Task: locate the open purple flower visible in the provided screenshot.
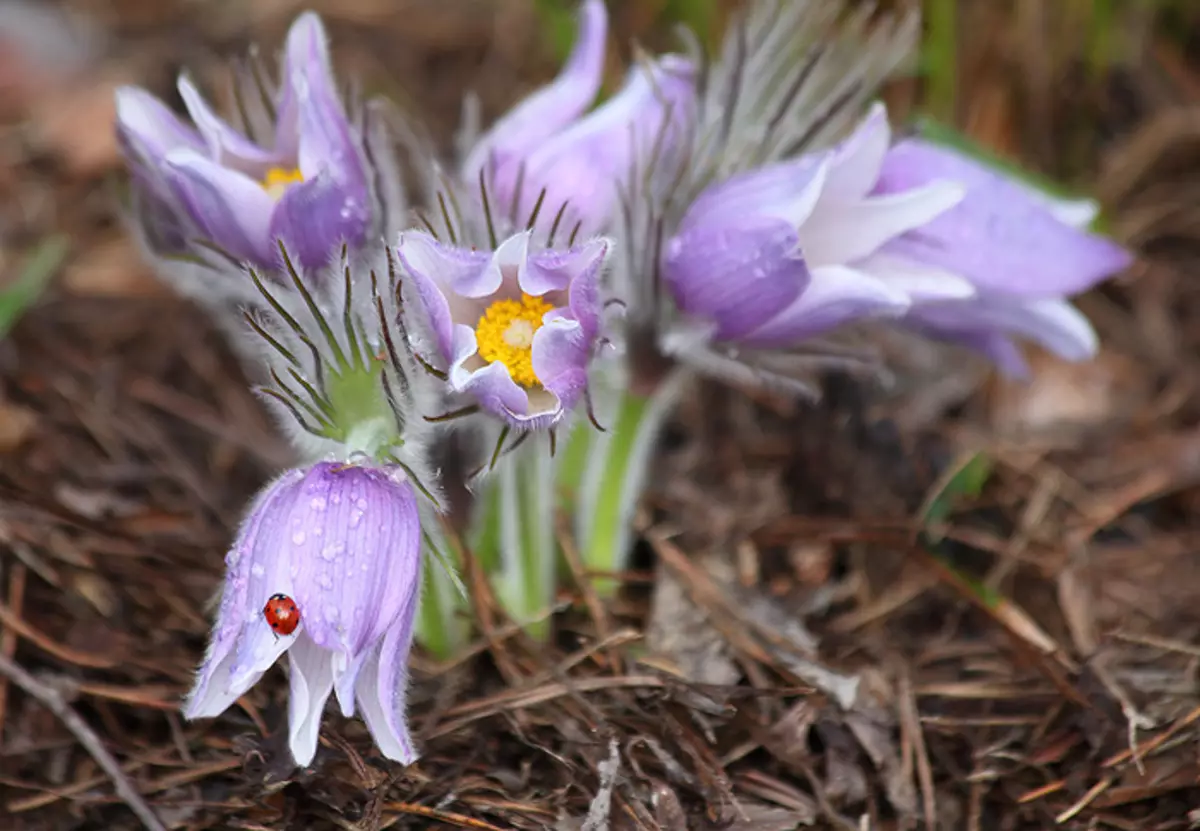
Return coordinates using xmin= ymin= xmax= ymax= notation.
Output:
xmin=463 ymin=0 xmax=694 ymax=238
xmin=116 ymin=12 xmax=371 ymax=270
xmin=184 ymin=461 xmax=422 ymax=768
xmin=661 ymin=102 xmax=1132 ymax=373
xmin=398 ymin=229 xmax=609 ymax=430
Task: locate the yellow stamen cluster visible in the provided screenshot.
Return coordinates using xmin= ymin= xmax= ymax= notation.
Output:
xmin=475 ymin=293 xmax=554 ymax=388
xmin=262 ymin=167 xmax=305 ymax=200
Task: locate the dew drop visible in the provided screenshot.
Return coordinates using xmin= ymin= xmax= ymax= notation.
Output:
xmin=251 ymin=564 xmax=266 ymax=577
xmin=317 ymin=573 xmax=334 ymax=590
xmin=292 ymin=530 xmax=307 ymax=545
xmin=330 ymin=492 xmax=342 ymax=505
xmin=349 ymin=511 xmax=363 ymax=529
xmin=310 ymin=496 xmax=327 ymax=510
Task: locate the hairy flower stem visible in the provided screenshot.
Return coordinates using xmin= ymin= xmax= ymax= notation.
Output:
xmin=486 ymin=440 xmax=557 ymax=640
xmin=571 ymin=368 xmax=689 ymax=597
xmin=413 ymin=515 xmax=469 ymax=660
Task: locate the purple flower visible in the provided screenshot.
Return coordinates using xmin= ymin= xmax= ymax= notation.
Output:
xmin=661 ymin=102 xmax=1132 ymax=374
xmin=463 ymin=0 xmax=695 ymax=238
xmin=116 ymin=12 xmax=371 ymax=270
xmin=398 ymin=229 xmax=609 ymax=430
xmin=184 ymin=462 xmax=423 ymax=767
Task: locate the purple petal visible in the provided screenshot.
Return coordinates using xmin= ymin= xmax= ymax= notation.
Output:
xmin=397 ymin=231 xmax=499 ymax=300
xmin=114 ymin=86 xmax=203 ymax=161
xmin=854 ymin=252 xmax=976 ymax=302
xmin=822 ymin=101 xmax=891 ymax=203
xmin=449 ymin=335 xmax=533 ymax=419
xmin=162 ymin=148 xmax=276 ymax=264
xmin=663 ymin=216 xmax=810 ymax=341
xmin=875 ymin=140 xmax=1133 ymax=297
xmin=286 ymin=464 xmax=422 ymax=658
xmin=742 ymin=264 xmax=911 ymax=346
xmin=276 ymin=12 xmax=334 ymax=161
xmin=184 ymin=468 xmax=306 ymax=720
xmin=523 ymin=238 xmax=609 ymax=335
xmin=531 ymin=317 xmax=590 ymax=413
xmin=178 ymin=75 xmax=279 ymax=172
xmin=799 ymin=181 xmax=965 ymax=267
xmin=680 ymin=153 xmax=828 ymax=234
xmin=463 ymin=0 xmax=608 ymax=180
xmin=355 ymin=590 xmax=420 ymax=764
xmin=287 ymin=635 xmax=337 ymax=767
xmin=269 ymin=171 xmax=370 ymax=269
xmin=291 ymin=29 xmax=366 ymax=192
xmin=512 ymin=55 xmax=696 ymax=234
xmin=907 ymin=296 xmax=1098 ymax=366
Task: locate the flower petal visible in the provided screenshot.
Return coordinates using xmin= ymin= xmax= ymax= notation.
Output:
xmin=286 ymin=634 xmax=337 ymax=767
xmin=276 ymin=11 xmax=335 ymax=162
xmin=269 ymin=171 xmax=370 ymax=270
xmin=450 ymin=338 xmax=533 ymax=421
xmin=798 ymin=181 xmax=965 ymax=267
xmin=287 ymin=464 xmax=422 ymax=658
xmin=355 ymin=591 xmax=420 ymax=764
xmin=679 ymin=153 xmax=829 ymax=234
xmin=875 ymin=139 xmax=1133 ymax=296
xmin=523 ymin=238 xmax=609 ymax=335
xmin=908 ymin=296 xmax=1098 ymax=365
xmin=664 ymin=216 xmax=810 ymax=341
xmin=397 ymin=230 xmax=498 ymax=301
xmin=184 ymin=469 xmax=306 ymax=720
xmin=178 ymin=75 xmax=278 ymax=172
xmin=853 ymin=252 xmax=976 ymax=303
xmin=510 ymin=55 xmax=696 ymax=234
xmin=531 ymin=316 xmax=590 ymax=414
xmin=822 ymin=101 xmax=891 ymax=204
xmin=462 ymin=0 xmax=608 ymax=180
xmin=115 ymin=86 xmax=203 ymax=161
xmin=742 ymin=264 xmax=911 ymax=346
xmin=162 ymin=148 xmax=276 ymax=264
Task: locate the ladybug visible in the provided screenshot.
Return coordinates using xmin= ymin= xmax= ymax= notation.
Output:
xmin=263 ymin=593 xmax=300 ymax=636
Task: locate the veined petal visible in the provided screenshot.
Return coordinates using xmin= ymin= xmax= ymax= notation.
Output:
xmin=798 ymin=180 xmax=966 ymax=267
xmin=269 ymin=171 xmax=370 ymax=270
xmin=876 ymin=139 xmax=1133 ymax=297
xmin=355 ymin=591 xmax=420 ymax=764
xmin=742 ymin=264 xmax=911 ymax=346
xmin=910 ymin=295 xmax=1099 ymax=364
xmin=287 ymin=464 xmax=423 ymax=658
xmin=523 ymin=238 xmax=608 ymax=336
xmin=822 ymin=101 xmax=891 ymax=204
xmin=286 ymin=635 xmax=338 ymax=767
xmin=680 ymin=153 xmax=829 ymax=234
xmin=397 ymin=230 xmax=501 ymax=301
xmin=162 ymin=148 xmax=276 ymax=264
xmin=178 ymin=75 xmax=278 ymax=172
xmin=462 ymin=0 xmax=608 ymax=179
xmin=277 ymin=11 xmax=334 ymax=162
xmin=531 ymin=316 xmax=590 ymax=413
xmin=511 ymin=55 xmax=696 ymax=232
xmin=450 ymin=340 xmax=533 ymax=421
xmin=114 ymin=86 xmax=203 ymax=161
xmin=664 ymin=216 xmax=810 ymax=341
xmin=855 ymin=252 xmax=976 ymax=302
xmin=184 ymin=468 xmax=306 ymax=720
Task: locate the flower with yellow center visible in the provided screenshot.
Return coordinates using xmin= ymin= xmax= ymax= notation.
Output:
xmin=475 ymin=294 xmax=553 ymax=388
xmin=262 ymin=167 xmax=305 ymax=200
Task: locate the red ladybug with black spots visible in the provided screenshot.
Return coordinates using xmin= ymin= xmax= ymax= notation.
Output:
xmin=263 ymin=593 xmax=300 ymax=636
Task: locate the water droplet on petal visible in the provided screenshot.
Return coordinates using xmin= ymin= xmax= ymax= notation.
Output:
xmin=310 ymin=496 xmax=327 ymax=509
xmin=292 ymin=530 xmax=307 ymax=545
xmin=251 ymin=564 xmax=266 ymax=577
xmin=317 ymin=573 xmax=334 ymax=590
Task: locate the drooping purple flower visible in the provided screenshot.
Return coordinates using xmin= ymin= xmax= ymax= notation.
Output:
xmin=185 ymin=461 xmax=423 ymax=768
xmin=462 ymin=0 xmax=695 ymax=239
xmin=660 ymin=102 xmax=1132 ymax=374
xmin=116 ymin=12 xmax=372 ymax=270
xmin=397 ymin=229 xmax=609 ymax=431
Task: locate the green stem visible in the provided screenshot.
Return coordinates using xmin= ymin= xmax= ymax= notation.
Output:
xmin=413 ymin=507 xmax=469 ymax=659
xmin=491 ymin=439 xmax=557 ymax=640
xmin=577 ymin=370 xmax=688 ymax=596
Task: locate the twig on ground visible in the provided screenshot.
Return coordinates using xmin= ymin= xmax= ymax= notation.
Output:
xmin=0 ymin=652 xmax=167 ymax=831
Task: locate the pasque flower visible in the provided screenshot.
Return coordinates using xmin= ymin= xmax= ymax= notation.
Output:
xmin=661 ymin=102 xmax=1132 ymax=372
xmin=185 ymin=462 xmax=423 ymax=767
xmin=398 ymin=229 xmax=610 ymax=431
xmin=462 ymin=0 xmax=694 ymax=238
xmin=116 ymin=12 xmax=372 ymax=270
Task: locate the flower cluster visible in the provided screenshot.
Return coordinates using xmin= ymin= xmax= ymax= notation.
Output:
xmin=116 ymin=0 xmax=1133 ymax=772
